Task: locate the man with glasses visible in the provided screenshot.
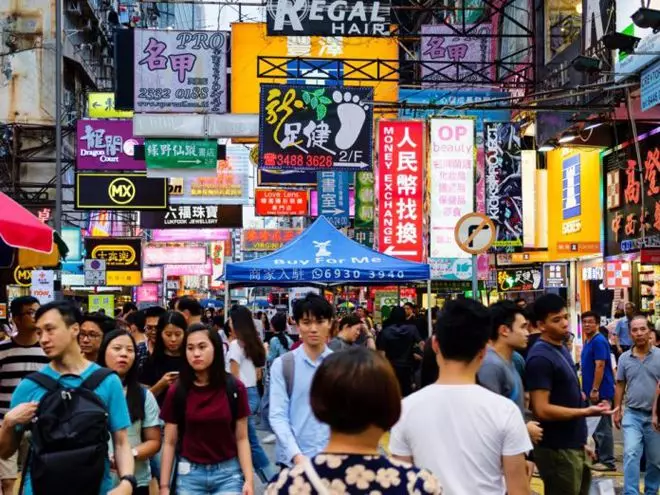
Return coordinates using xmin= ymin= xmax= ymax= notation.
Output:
xmin=0 ymin=296 xmax=49 ymax=495
xmin=79 ymin=313 xmax=114 ymax=362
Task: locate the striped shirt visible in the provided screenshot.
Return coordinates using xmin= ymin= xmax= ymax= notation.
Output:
xmin=0 ymin=339 xmax=49 ymax=417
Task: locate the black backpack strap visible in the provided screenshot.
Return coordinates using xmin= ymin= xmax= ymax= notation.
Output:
xmin=225 ymin=374 xmax=239 ymax=431
xmin=81 ymin=368 xmax=115 ymax=391
xmin=25 ymin=372 xmax=59 ymax=392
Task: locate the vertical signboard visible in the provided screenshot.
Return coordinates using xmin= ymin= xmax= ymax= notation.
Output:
xmin=429 ymin=119 xmax=475 ymax=262
xmin=133 ymin=30 xmax=228 ymax=113
xmin=485 ymin=122 xmax=524 ymax=252
xmin=210 ymin=242 xmax=224 ymax=289
xmin=355 ymin=172 xmax=375 ymax=247
xmin=30 ymin=270 xmax=55 ymax=304
xmin=317 ymin=171 xmax=350 ymax=228
xmin=378 ymin=121 xmax=424 ymax=261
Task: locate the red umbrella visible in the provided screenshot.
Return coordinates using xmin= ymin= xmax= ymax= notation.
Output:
xmin=0 ymin=192 xmax=54 ymax=253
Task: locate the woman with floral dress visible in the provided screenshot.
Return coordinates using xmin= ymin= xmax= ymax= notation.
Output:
xmin=267 ymin=347 xmax=443 ymax=494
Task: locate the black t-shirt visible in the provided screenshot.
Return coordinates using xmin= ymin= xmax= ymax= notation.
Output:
xmin=526 ymin=340 xmax=587 ymax=449
xmin=519 ymin=332 xmax=542 ymax=359
xmin=139 ymin=354 xmax=184 ymax=404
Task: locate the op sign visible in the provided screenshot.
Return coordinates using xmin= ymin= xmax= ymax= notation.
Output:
xmin=259 ymin=84 xmax=373 ymax=171
xmin=134 ymin=30 xmax=228 ymax=113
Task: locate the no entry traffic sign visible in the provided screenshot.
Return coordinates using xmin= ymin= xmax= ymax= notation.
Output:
xmin=454 ymin=212 xmax=496 ymax=255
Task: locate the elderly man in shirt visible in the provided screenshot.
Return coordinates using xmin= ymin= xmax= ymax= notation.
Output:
xmin=615 ymin=302 xmax=636 ymax=355
xmin=614 ymin=315 xmax=660 ymax=495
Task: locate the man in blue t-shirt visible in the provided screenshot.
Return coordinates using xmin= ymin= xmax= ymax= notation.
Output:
xmin=580 ymin=310 xmax=616 ymax=471
xmin=526 ymin=295 xmax=616 ymax=495
xmin=0 ymin=301 xmax=135 ymax=495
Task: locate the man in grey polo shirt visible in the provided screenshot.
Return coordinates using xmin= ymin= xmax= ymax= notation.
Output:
xmin=614 ymin=314 xmax=660 ymax=495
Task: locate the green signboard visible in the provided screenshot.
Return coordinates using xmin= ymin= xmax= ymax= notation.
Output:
xmin=145 ymin=139 xmax=217 ymax=169
xmin=355 ymin=172 xmax=374 ymax=229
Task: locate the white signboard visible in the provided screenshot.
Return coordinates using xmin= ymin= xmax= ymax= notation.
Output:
xmin=430 ymin=118 xmax=475 ymax=259
xmin=84 ymin=259 xmax=107 ymax=286
xmin=134 ymin=30 xmax=228 ymax=113
xmin=30 ymin=270 xmax=55 ymax=304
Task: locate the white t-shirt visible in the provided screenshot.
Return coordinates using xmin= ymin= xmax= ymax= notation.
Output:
xmin=389 ymin=384 xmax=532 ymax=495
xmin=227 ymin=340 xmax=258 ymax=387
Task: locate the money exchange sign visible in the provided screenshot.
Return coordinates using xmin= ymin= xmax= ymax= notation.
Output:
xmin=259 ymin=84 xmax=373 ymax=171
xmin=134 ymin=30 xmax=228 ymax=113
xmin=377 ymin=121 xmax=424 ymax=262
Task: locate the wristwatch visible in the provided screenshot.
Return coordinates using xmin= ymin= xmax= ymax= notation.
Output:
xmin=120 ymin=474 xmax=137 ymax=492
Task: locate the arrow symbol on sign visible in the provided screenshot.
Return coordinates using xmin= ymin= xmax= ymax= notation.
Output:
xmin=321 ymin=208 xmax=345 ymax=215
xmin=384 ymin=246 xmax=418 ymax=256
xmin=178 ymin=159 xmax=202 ymax=164
xmin=339 ymin=162 xmax=370 ymax=169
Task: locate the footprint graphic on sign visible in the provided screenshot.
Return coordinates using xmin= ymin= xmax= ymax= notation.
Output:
xmin=332 ymin=90 xmax=369 ymax=150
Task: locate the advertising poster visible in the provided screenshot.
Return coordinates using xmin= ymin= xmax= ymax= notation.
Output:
xmin=133 ymin=29 xmax=228 ymax=113
xmin=485 ymin=122 xmax=524 ymax=252
xmin=84 ymin=237 xmax=143 ymax=286
xmin=429 ymin=118 xmax=475 ymax=261
xmin=136 ymin=284 xmax=159 ymax=303
xmin=140 ymin=205 xmax=243 ymax=229
xmin=255 ymin=189 xmax=309 ymax=216
xmin=377 ymin=121 xmax=424 ymax=262
xmin=76 ymin=173 xmax=167 ymax=210
xmin=30 ymin=270 xmax=54 ymax=304
xmin=210 ymin=242 xmax=225 ymax=289
xmin=144 ymin=247 xmax=206 ymax=265
xmin=142 ymin=266 xmax=163 ymax=282
xmin=259 ymin=83 xmax=373 ymax=171
xmin=89 ymin=295 xmax=115 ymax=314
xmin=76 ymin=120 xmax=143 ymax=171
xmin=150 ymin=229 xmax=232 ymax=242
xmin=497 ymin=266 xmax=543 ymax=292
xmin=317 ymin=171 xmax=350 ymax=228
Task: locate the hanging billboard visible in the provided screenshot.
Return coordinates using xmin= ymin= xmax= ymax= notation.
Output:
xmin=140 ymin=205 xmax=243 ymax=229
xmin=255 ymin=189 xmax=309 ymax=216
xmin=484 ymin=122 xmax=524 ymax=252
xmin=76 ymin=173 xmax=167 ymax=210
xmin=133 ymin=29 xmax=228 ymax=113
xmin=377 ymin=121 xmax=425 ymax=262
xmin=76 ymin=120 xmax=143 ymax=171
xmin=317 ymin=171 xmax=350 ymax=228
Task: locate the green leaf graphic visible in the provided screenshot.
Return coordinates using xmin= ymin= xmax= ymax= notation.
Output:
xmin=302 ymin=92 xmax=311 ymax=105
xmin=319 ymin=96 xmax=331 ymax=105
xmin=317 ymin=104 xmax=327 ymax=120
xmin=311 ymin=97 xmax=319 ymax=109
xmin=313 ymin=88 xmax=325 ymax=97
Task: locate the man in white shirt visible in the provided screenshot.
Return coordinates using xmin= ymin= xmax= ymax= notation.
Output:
xmin=390 ymin=298 xmax=532 ymax=495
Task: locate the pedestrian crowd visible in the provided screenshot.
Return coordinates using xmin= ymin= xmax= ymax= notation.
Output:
xmin=0 ymin=292 xmax=657 ymax=495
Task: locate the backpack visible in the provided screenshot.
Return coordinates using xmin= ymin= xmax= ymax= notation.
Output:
xmin=282 ymin=352 xmax=295 ymax=398
xmin=21 ymin=368 xmax=114 ymax=495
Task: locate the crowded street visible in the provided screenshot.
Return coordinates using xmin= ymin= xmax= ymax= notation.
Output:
xmin=1 ymin=0 xmax=660 ymax=493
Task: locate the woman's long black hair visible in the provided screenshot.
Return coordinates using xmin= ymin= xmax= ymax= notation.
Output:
xmin=229 ymin=306 xmax=266 ymax=367
xmin=152 ymin=310 xmax=187 ymax=362
xmin=270 ymin=312 xmax=290 ymax=351
xmin=98 ymin=329 xmax=145 ymax=422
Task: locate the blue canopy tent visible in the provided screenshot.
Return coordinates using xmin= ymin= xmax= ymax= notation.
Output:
xmin=224 ymin=216 xmax=432 ymax=331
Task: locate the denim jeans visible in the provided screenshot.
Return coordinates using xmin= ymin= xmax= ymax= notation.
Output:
xmin=176 ymin=457 xmax=243 ymax=495
xmin=594 ymin=414 xmax=616 ymax=466
xmin=246 ymin=386 xmax=278 ymax=483
xmin=622 ymin=408 xmax=660 ymax=495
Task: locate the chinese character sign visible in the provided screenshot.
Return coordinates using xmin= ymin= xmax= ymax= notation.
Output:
xmin=497 ymin=267 xmax=543 ymax=292
xmin=562 ymin=155 xmax=581 ymax=220
xmin=317 ymin=171 xmax=350 ymax=228
xmin=485 ymin=122 xmax=524 ymax=252
xmin=421 ymin=24 xmax=496 ymax=88
xmin=429 ymin=119 xmax=475 ymax=259
xmin=355 ymin=172 xmax=375 ymax=230
xmin=243 ymin=229 xmax=302 ymax=251
xmin=76 ymin=120 xmax=143 ymax=170
xmin=259 ymin=84 xmax=373 ymax=171
xmin=134 ymin=30 xmax=228 ymax=113
xmin=255 ymin=189 xmax=309 ymax=216
xmin=378 ymin=121 xmax=424 ymax=262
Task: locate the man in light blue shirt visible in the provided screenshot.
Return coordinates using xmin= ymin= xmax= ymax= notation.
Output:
xmin=269 ymin=293 xmax=334 ymax=467
xmin=615 ymin=302 xmax=636 ymax=352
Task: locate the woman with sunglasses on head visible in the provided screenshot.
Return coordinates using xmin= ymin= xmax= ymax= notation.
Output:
xmin=160 ymin=323 xmax=254 ymax=495
xmin=228 ymin=306 xmax=277 ymax=483
xmin=98 ymin=330 xmax=162 ymax=495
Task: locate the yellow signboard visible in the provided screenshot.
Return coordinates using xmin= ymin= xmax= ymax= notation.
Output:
xmin=88 ymin=294 xmax=115 ymax=315
xmin=106 ymin=271 xmax=142 ymax=286
xmin=231 ymin=23 xmax=398 ymax=115
xmin=511 ymin=251 xmax=550 ymax=264
xmin=87 ymin=93 xmax=133 ymax=119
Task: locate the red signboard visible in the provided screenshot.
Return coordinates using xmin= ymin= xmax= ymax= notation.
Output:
xmin=605 ymin=260 xmax=632 ymax=288
xmin=377 ymin=121 xmax=424 ymax=262
xmin=243 ymin=229 xmax=302 ymax=251
xmin=255 ymin=189 xmax=308 ymax=216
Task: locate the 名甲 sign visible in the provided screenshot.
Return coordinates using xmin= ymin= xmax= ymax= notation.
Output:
xmin=317 ymin=171 xmax=350 ymax=228
xmin=76 ymin=173 xmax=167 ymax=210
xmin=266 ymin=0 xmax=391 ymax=36
xmin=378 ymin=120 xmax=424 ymax=262
xmin=145 ymin=139 xmax=218 ymax=170
xmin=77 ymin=120 xmax=143 ymax=171
xmin=134 ymin=30 xmax=228 ymax=113
xmin=259 ymin=84 xmax=373 ymax=171
xmin=140 ymin=205 xmax=243 ymax=229
xmin=454 ymin=212 xmax=496 ymax=255
xmin=255 ymin=189 xmax=309 ymax=216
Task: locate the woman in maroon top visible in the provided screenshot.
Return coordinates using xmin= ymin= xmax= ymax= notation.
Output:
xmin=159 ymin=324 xmax=254 ymax=495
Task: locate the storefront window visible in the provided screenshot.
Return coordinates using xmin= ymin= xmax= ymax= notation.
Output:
xmin=545 ymin=0 xmax=582 ymax=61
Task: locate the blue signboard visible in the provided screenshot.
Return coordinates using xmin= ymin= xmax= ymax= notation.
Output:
xmin=642 ymin=59 xmax=660 ymax=112
xmin=318 ymin=171 xmax=350 ymax=228
xmin=562 ymin=155 xmax=581 ymax=220
xmin=287 ymin=60 xmax=343 ymax=86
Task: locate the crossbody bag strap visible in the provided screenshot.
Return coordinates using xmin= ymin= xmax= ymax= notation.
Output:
xmin=302 ymin=458 xmax=330 ymax=495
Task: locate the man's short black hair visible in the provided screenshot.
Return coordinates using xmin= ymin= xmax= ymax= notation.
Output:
xmin=126 ymin=310 xmax=145 ymax=331
xmin=404 ymin=302 xmax=415 ymax=309
xmin=339 ymin=314 xmax=362 ymax=330
xmin=293 ymin=293 xmax=334 ymax=323
xmin=81 ymin=313 xmax=116 ymax=334
xmin=581 ymin=311 xmax=600 ymax=323
xmin=176 ymin=296 xmax=202 ymax=316
xmin=489 ymin=301 xmax=525 ymax=341
xmin=122 ymin=302 xmax=137 ymax=314
xmin=533 ymin=294 xmax=567 ymax=324
xmin=144 ymin=305 xmax=167 ymax=319
xmin=10 ymin=296 xmax=39 ymax=319
xmin=434 ymin=299 xmax=490 ymax=364
xmin=35 ymin=301 xmax=83 ymax=327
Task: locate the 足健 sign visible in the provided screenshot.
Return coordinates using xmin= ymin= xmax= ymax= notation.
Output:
xmin=255 ymin=189 xmax=309 ymax=216
xmin=317 ymin=171 xmax=350 ymax=228
xmin=454 ymin=212 xmax=496 ymax=255
xmin=496 ymin=267 xmax=543 ymax=292
xmin=378 ymin=120 xmax=424 ymax=261
xmin=145 ymin=139 xmax=218 ymax=172
xmin=266 ymin=0 xmax=391 ymax=36
xmin=134 ymin=30 xmax=228 ymax=113
xmin=259 ymin=84 xmax=373 ymax=171
xmin=76 ymin=173 xmax=167 ymax=210
xmin=140 ymin=205 xmax=243 ymax=229
xmin=77 ymin=120 xmax=143 ymax=171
